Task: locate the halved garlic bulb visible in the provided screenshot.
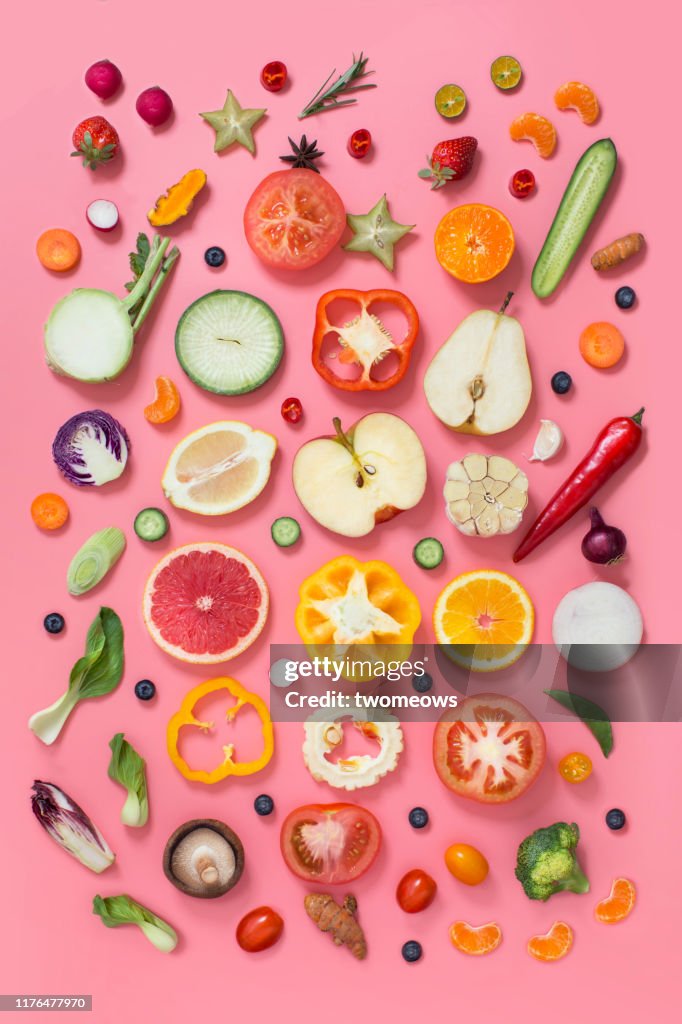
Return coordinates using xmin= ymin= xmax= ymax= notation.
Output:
xmin=444 ymin=454 xmax=529 ymax=537
xmin=528 ymin=420 xmax=564 ymax=463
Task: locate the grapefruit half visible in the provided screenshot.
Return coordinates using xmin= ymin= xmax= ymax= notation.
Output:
xmin=143 ymin=542 xmax=268 ymax=663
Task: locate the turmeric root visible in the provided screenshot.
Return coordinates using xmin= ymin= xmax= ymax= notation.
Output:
xmin=304 ymin=893 xmax=367 ymax=960
xmin=591 ymin=232 xmax=645 ymax=271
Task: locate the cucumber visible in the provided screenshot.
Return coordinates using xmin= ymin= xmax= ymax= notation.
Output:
xmin=413 ymin=537 xmax=444 ymax=570
xmin=134 ymin=507 xmax=169 ymax=542
xmin=532 ymin=139 xmax=617 ymax=298
xmin=175 ymin=289 xmax=284 ymax=395
xmin=271 ymin=516 xmax=301 ymax=547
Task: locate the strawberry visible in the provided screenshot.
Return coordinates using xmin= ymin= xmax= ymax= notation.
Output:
xmin=71 ymin=116 xmax=120 ymax=170
xmin=419 ymin=136 xmax=478 ymax=189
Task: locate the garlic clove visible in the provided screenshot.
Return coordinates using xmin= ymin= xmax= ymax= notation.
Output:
xmin=528 ymin=419 xmax=564 ymax=463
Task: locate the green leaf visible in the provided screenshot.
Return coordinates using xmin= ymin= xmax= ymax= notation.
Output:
xmin=108 ymin=734 xmax=148 ymax=827
xmin=93 ymin=894 xmax=177 ymax=953
xmin=544 ymin=689 xmax=614 ymax=757
xmin=69 ymin=607 xmax=124 ymax=701
xmin=125 ymin=234 xmax=151 ymax=292
xmin=417 ymin=169 xmax=433 ymax=179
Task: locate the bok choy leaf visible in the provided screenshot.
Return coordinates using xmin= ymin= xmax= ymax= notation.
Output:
xmin=107 ymin=733 xmax=149 ymax=827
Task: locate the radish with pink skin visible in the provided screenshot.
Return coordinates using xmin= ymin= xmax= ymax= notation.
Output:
xmin=136 ymin=87 xmax=173 ymax=127
xmin=84 ymin=60 xmax=122 ymax=100
xmin=86 ymin=200 xmax=119 ymax=232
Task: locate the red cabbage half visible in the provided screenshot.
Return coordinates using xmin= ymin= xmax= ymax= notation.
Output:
xmin=52 ymin=409 xmax=130 ymax=487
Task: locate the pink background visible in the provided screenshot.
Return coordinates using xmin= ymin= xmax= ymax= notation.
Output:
xmin=1 ymin=0 xmax=679 ymax=1019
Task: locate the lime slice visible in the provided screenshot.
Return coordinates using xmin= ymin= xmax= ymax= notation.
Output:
xmin=435 ymin=84 xmax=467 ymax=118
xmin=490 ymin=56 xmax=522 ymax=90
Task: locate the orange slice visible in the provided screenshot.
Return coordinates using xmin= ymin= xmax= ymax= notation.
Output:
xmin=144 ymin=376 xmax=181 ymax=424
xmin=595 ymin=878 xmax=636 ymax=923
xmin=434 ymin=204 xmax=515 ymax=284
xmin=509 ymin=113 xmax=557 ymax=158
xmin=555 ymin=82 xmax=600 ymax=124
xmin=433 ymin=569 xmax=534 ymax=671
xmin=527 ymin=921 xmax=573 ymax=961
xmin=449 ymin=920 xmax=502 ymax=955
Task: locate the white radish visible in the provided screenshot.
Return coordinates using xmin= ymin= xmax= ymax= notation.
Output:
xmin=552 ymin=581 xmax=643 ymax=672
xmin=86 ymin=199 xmax=120 ymax=232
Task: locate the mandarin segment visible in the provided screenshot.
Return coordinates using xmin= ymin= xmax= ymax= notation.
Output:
xmin=555 ymin=82 xmax=600 ymax=124
xmin=449 ymin=920 xmax=502 ymax=955
xmin=527 ymin=921 xmax=573 ymax=961
xmin=509 ymin=113 xmax=557 ymax=158
xmin=595 ymin=878 xmax=636 ymax=923
xmin=144 ymin=375 xmax=181 ymax=424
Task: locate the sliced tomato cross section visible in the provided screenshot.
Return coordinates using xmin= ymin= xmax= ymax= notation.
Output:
xmin=244 ymin=169 xmax=345 ymax=270
xmin=433 ymin=694 xmax=546 ymax=803
xmin=280 ymin=802 xmax=381 ymax=884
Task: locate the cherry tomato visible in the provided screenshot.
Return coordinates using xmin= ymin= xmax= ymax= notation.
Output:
xmin=509 ymin=168 xmax=536 ymax=198
xmin=396 ymin=869 xmax=437 ymax=913
xmin=260 ymin=61 xmax=288 ymax=93
xmin=433 ymin=695 xmax=546 ymax=804
xmin=244 ymin=169 xmax=345 ymax=270
xmin=280 ymin=803 xmax=381 ymax=885
xmin=281 ymin=396 xmax=303 ymax=423
xmin=558 ymin=752 xmax=593 ymax=784
xmin=236 ymin=906 xmax=284 ymax=952
xmin=348 ymin=129 xmax=372 ymax=159
xmin=444 ymin=844 xmax=489 ymax=886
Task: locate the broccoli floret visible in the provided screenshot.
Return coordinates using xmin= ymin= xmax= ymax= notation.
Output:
xmin=515 ymin=822 xmax=590 ymax=901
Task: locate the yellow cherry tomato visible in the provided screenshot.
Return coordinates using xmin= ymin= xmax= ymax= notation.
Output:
xmin=444 ymin=843 xmax=489 ymax=886
xmin=558 ymin=752 xmax=593 ymax=784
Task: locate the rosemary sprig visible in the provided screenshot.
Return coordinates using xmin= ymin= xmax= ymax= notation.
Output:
xmin=299 ymin=52 xmax=377 ymax=119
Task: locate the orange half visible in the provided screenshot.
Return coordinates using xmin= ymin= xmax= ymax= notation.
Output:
xmin=595 ymin=878 xmax=636 ymax=923
xmin=435 ymin=204 xmax=515 ymax=284
xmin=450 ymin=920 xmax=502 ymax=955
xmin=510 ymin=113 xmax=557 ymax=158
xmin=528 ymin=921 xmax=574 ymax=961
xmin=555 ymin=82 xmax=600 ymax=125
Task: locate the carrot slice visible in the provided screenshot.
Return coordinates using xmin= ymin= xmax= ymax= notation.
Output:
xmin=31 ymin=493 xmax=69 ymax=530
xmin=36 ymin=229 xmax=81 ymax=272
xmin=579 ymin=321 xmax=625 ymax=368
xmin=144 ymin=376 xmax=181 ymax=424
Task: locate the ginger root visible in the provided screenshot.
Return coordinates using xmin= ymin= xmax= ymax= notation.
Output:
xmin=591 ymin=232 xmax=644 ymax=271
xmin=304 ymin=893 xmax=367 ymax=960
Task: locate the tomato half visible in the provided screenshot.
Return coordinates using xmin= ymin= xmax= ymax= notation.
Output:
xmin=280 ymin=803 xmax=381 ymax=884
xmin=244 ymin=169 xmax=346 ymax=271
xmin=433 ymin=694 xmax=546 ymax=804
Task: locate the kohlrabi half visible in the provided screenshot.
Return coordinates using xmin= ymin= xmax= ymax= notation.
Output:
xmin=44 ymin=232 xmax=179 ymax=382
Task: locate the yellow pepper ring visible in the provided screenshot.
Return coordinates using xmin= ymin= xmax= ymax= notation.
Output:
xmin=167 ymin=677 xmax=274 ymax=784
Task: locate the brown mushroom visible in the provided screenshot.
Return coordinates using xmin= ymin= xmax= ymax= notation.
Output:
xmin=163 ymin=819 xmax=244 ymax=898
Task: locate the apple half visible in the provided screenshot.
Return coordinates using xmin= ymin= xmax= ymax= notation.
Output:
xmin=424 ymin=293 xmax=532 ymax=435
xmin=293 ymin=413 xmax=427 ymax=537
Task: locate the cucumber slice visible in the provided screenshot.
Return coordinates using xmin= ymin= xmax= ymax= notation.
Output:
xmin=134 ymin=507 xmax=169 ymax=542
xmin=413 ymin=537 xmax=444 ymax=570
xmin=175 ymin=289 xmax=284 ymax=395
xmin=271 ymin=516 xmax=301 ymax=547
xmin=532 ymin=139 xmax=617 ymax=298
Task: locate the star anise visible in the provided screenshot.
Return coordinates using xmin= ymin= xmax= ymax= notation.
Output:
xmin=279 ymin=135 xmax=325 ymax=172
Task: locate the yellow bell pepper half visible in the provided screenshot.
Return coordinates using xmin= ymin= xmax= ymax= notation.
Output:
xmin=167 ymin=677 xmax=274 ymax=784
xmin=295 ymin=556 xmax=421 ymax=678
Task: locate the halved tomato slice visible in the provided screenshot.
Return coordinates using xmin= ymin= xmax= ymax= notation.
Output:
xmin=244 ymin=169 xmax=346 ymax=270
xmin=280 ymin=802 xmax=381 ymax=884
xmin=433 ymin=694 xmax=546 ymax=803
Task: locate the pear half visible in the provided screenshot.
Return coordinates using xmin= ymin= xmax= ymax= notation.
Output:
xmin=293 ymin=413 xmax=427 ymax=537
xmin=424 ymin=296 xmax=532 ymax=435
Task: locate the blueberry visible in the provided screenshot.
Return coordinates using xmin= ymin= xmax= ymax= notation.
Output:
xmin=412 ymin=671 xmax=433 ymax=694
xmin=551 ymin=371 xmax=572 ymax=395
xmin=615 ymin=285 xmax=636 ymax=310
xmin=43 ymin=613 xmax=65 ymax=635
xmin=408 ymin=807 xmax=429 ymax=830
xmin=606 ymin=808 xmax=626 ymax=830
xmin=401 ymin=940 xmax=422 ymax=963
xmin=134 ymin=679 xmax=156 ymax=701
xmin=204 ymin=246 xmax=226 ymax=268
xmin=254 ymin=794 xmax=274 ymax=816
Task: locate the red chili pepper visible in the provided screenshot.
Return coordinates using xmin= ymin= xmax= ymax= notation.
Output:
xmin=513 ymin=408 xmax=644 ymax=562
xmin=312 ymin=289 xmax=419 ymax=392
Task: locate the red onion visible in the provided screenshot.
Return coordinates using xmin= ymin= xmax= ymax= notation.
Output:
xmin=581 ymin=507 xmax=627 ymax=564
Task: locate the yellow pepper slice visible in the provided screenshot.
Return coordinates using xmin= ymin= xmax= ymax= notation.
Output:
xmin=167 ymin=677 xmax=274 ymax=784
